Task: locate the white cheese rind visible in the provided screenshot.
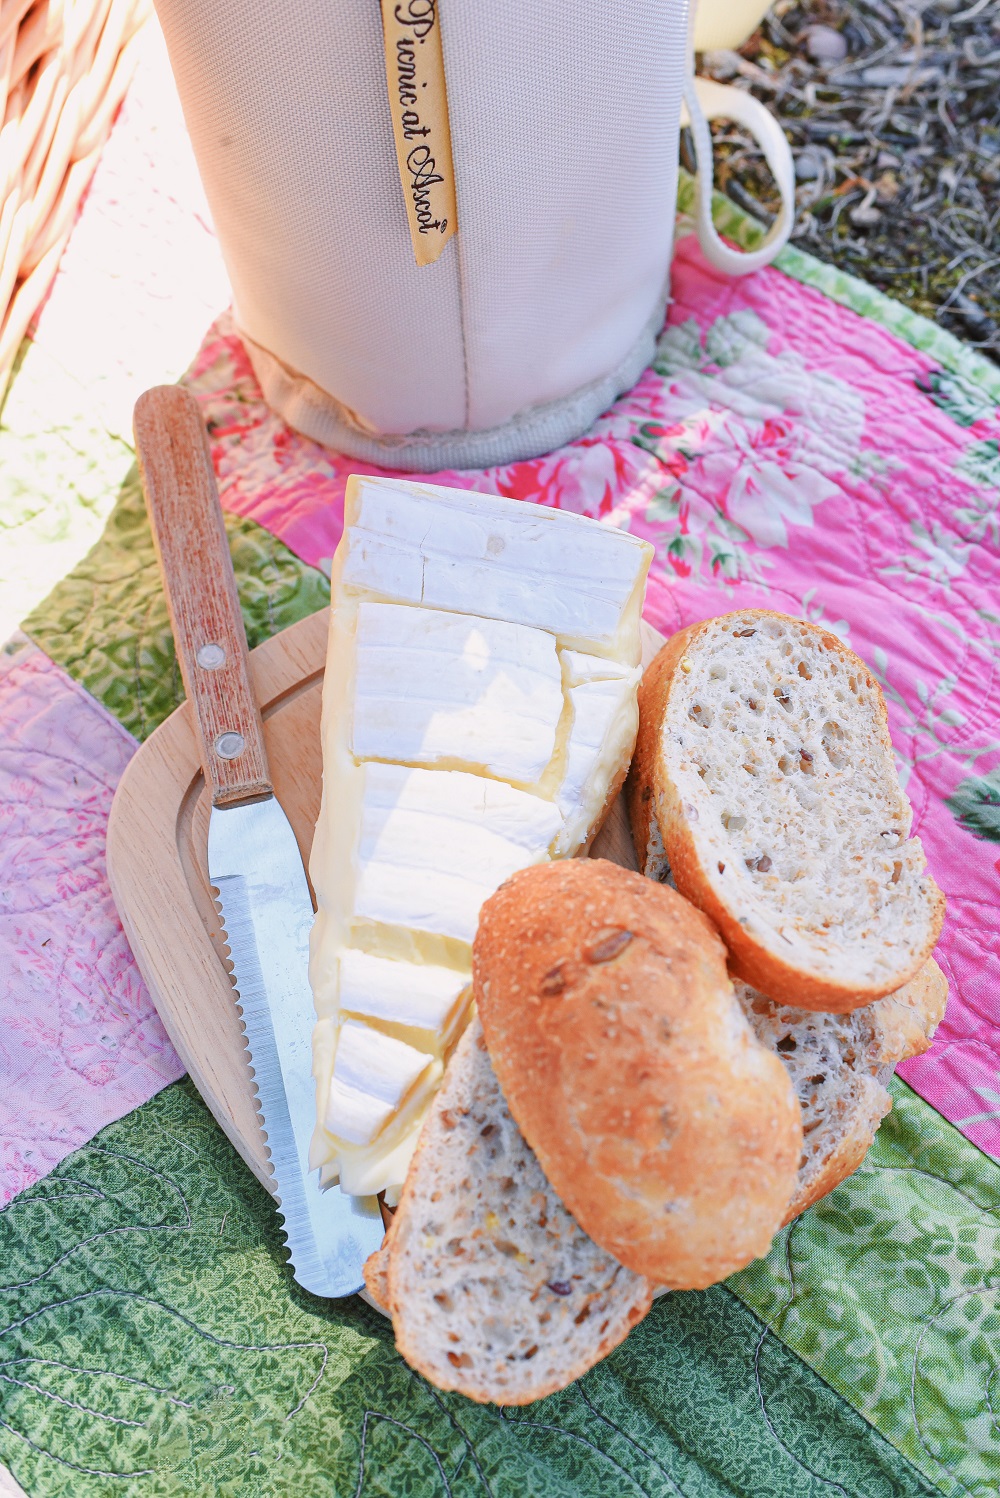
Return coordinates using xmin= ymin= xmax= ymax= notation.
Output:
xmin=338 ymin=950 xmax=469 ymax=1034
xmin=352 ymin=601 xmax=563 ymax=782
xmin=354 ymin=763 xmax=561 ymax=944
xmin=310 ymin=476 xmax=653 ymax=1197
xmin=553 ymin=672 xmax=642 ymax=855
xmin=342 ymin=478 xmax=650 ymax=657
xmin=326 ymin=1020 xmax=434 ymax=1146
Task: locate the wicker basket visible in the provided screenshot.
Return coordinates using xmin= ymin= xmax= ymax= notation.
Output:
xmin=0 ymin=0 xmax=149 ymax=394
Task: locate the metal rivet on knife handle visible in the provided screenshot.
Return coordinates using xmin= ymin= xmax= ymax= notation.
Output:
xmin=215 ymin=732 xmax=246 ymax=760
xmin=133 ymin=386 xmax=273 ymax=809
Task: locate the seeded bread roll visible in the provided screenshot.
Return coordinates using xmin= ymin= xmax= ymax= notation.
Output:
xmin=627 ymin=610 xmax=945 ymax=1012
xmin=739 ymin=956 xmax=947 ymax=1222
xmin=473 ymin=859 xmax=802 ymax=1289
xmin=384 ymin=1019 xmax=652 ymax=1403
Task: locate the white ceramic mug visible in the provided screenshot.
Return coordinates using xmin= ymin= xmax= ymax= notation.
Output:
xmin=683 ymin=0 xmax=795 ymax=279
xmin=694 ymin=0 xmax=774 ymax=51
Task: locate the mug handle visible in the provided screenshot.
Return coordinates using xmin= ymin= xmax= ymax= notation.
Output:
xmin=681 ymin=76 xmax=795 ymax=276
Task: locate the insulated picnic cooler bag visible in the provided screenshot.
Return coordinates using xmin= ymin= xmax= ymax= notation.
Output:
xmin=153 ymin=0 xmax=794 ymax=470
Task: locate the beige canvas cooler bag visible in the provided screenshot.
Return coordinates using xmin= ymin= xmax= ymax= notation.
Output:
xmin=153 ymin=0 xmax=793 ymax=470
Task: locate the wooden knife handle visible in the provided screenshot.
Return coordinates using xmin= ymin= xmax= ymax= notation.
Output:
xmin=134 ymin=385 xmax=272 ymax=808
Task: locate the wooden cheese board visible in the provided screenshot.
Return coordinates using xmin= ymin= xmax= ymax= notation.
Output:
xmin=106 ymin=605 xmax=666 ymax=1197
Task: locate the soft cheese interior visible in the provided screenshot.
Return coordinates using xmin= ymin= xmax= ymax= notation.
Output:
xmin=309 ymin=476 xmax=652 ymax=1197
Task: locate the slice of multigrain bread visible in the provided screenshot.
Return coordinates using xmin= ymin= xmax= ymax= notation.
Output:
xmin=738 ymin=957 xmax=947 ymax=1221
xmin=382 ymin=1019 xmax=653 ymax=1404
xmin=627 ymin=610 xmax=945 ymax=1011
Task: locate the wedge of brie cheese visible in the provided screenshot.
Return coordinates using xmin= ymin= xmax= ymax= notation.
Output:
xmin=310 ymin=476 xmax=651 ymax=1197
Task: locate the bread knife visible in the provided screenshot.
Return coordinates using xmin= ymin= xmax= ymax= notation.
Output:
xmin=133 ymin=385 xmax=383 ymax=1296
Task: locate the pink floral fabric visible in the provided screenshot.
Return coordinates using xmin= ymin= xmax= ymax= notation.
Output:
xmin=7 ymin=2 xmax=992 ymax=1217
xmin=185 ymin=232 xmax=1000 ymax=1160
xmin=0 ymin=641 xmax=182 ymax=1203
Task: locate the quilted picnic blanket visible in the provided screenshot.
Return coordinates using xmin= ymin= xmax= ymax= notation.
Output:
xmin=3 ymin=27 xmax=1000 ymax=1498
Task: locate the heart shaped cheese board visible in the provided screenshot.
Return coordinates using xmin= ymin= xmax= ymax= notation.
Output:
xmin=107 ymin=604 xmax=667 ymax=1196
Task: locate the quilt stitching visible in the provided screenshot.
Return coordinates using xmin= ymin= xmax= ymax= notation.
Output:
xmin=731 ymin=1078 xmax=1000 ymax=1497
xmin=0 ymin=1080 xmax=943 ymax=1498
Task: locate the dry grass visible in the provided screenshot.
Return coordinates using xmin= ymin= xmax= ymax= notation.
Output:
xmin=694 ymin=0 xmax=1000 ymax=361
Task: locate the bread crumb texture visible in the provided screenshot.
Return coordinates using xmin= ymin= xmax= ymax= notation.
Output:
xmin=738 ymin=982 xmax=891 ymax=1220
xmin=738 ymin=956 xmax=947 ymax=1220
xmin=637 ymin=610 xmax=944 ymax=1005
xmin=474 ymin=859 xmax=803 ymax=1289
xmin=386 ymin=1020 xmax=652 ymax=1404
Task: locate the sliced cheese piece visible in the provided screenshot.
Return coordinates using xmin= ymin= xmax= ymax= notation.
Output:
xmin=553 ymin=672 xmax=642 ymax=855
xmin=310 ymin=475 xmax=653 ymax=1197
xmin=561 ymin=648 xmax=637 ymax=686
xmin=352 ymin=601 xmax=563 ymax=782
xmin=324 ymin=1081 xmax=394 ymax=1149
xmin=341 ymin=477 xmax=650 ymax=661
xmin=334 ymin=1114 xmax=428 ymax=1199
xmin=354 ymin=763 xmax=561 ymax=943
xmin=338 ymin=949 xmax=470 ymax=1051
xmin=325 ymin=1020 xmax=435 ymax=1147
xmin=317 ymin=1022 xmax=442 ymax=1198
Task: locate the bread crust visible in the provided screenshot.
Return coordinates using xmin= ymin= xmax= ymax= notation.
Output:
xmin=362 ymin=1246 xmax=391 ymax=1313
xmin=626 ymin=610 xmax=946 ymax=1012
xmin=871 ymin=956 xmax=947 ymax=1063
xmin=783 ymin=1074 xmax=890 ymax=1222
xmin=362 ymin=1216 xmax=397 ymax=1315
xmin=776 ymin=956 xmax=947 ymax=1221
xmin=474 ymin=859 xmax=803 ymax=1289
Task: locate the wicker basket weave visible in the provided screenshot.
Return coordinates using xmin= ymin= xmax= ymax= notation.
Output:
xmin=0 ymin=0 xmax=149 ymax=394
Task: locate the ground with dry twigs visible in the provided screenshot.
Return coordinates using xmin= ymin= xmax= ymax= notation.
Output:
xmin=695 ymin=0 xmax=1000 ymax=362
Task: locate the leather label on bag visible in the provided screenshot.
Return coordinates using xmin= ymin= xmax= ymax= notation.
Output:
xmin=380 ymin=0 xmax=458 ymax=266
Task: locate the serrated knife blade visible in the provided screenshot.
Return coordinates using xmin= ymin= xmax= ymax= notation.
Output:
xmin=134 ymin=384 xmax=383 ymax=1297
xmin=209 ymin=797 xmax=383 ymax=1295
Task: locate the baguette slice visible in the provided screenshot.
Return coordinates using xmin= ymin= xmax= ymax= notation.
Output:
xmin=740 ymin=957 xmax=947 ymax=1222
xmin=384 ymin=1019 xmax=652 ymax=1404
xmin=627 ymin=610 xmax=945 ymax=1011
xmin=474 ymin=859 xmax=803 ymax=1289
